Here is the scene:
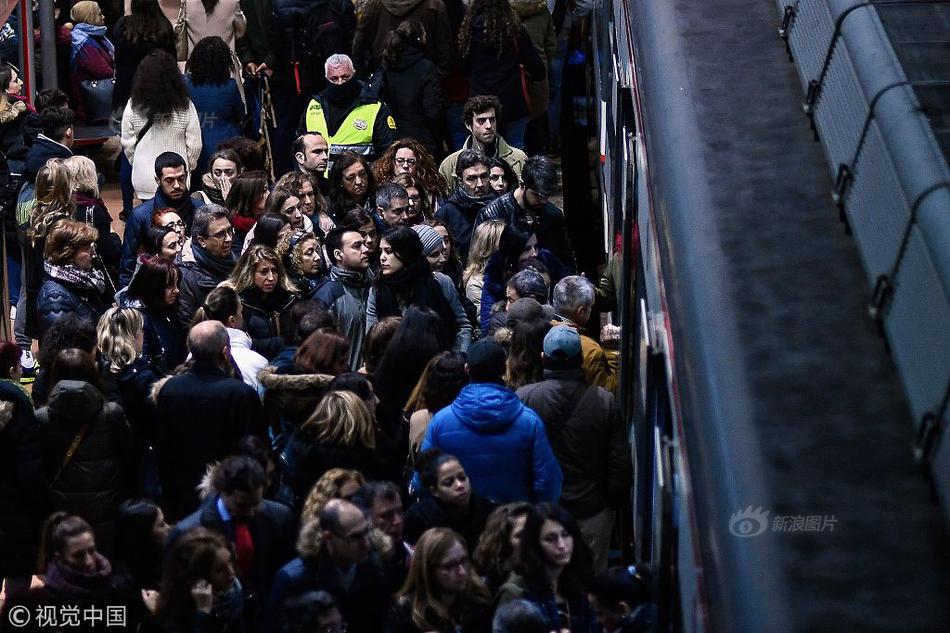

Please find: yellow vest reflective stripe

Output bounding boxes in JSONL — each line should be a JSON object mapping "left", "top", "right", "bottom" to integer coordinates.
{"left": 304, "top": 99, "right": 380, "bottom": 155}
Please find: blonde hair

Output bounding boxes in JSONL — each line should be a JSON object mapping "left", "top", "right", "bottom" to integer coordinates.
{"left": 221, "top": 244, "right": 298, "bottom": 294}
{"left": 97, "top": 308, "right": 144, "bottom": 373}
{"left": 28, "top": 158, "right": 75, "bottom": 241}
{"left": 301, "top": 391, "right": 375, "bottom": 450}
{"left": 463, "top": 220, "right": 505, "bottom": 286}
{"left": 300, "top": 468, "right": 366, "bottom": 525}
{"left": 64, "top": 155, "right": 100, "bottom": 198}
{"left": 70, "top": 1, "right": 102, "bottom": 24}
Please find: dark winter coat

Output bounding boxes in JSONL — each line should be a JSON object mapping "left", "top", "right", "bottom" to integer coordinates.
{"left": 403, "top": 491, "right": 496, "bottom": 549}
{"left": 139, "top": 307, "right": 188, "bottom": 374}
{"left": 434, "top": 186, "right": 496, "bottom": 264}
{"left": 281, "top": 428, "right": 380, "bottom": 510}
{"left": 38, "top": 380, "right": 133, "bottom": 554}
{"left": 120, "top": 189, "right": 205, "bottom": 286}
{"left": 379, "top": 46, "right": 443, "bottom": 154}
{"left": 313, "top": 266, "right": 371, "bottom": 371}
{"left": 36, "top": 273, "right": 110, "bottom": 340}
{"left": 69, "top": 27, "right": 115, "bottom": 122}
{"left": 169, "top": 494, "right": 297, "bottom": 621}
{"left": 462, "top": 19, "right": 544, "bottom": 123}
{"left": 23, "top": 134, "right": 72, "bottom": 183}
{"left": 174, "top": 241, "right": 230, "bottom": 329}
{"left": 419, "top": 382, "right": 562, "bottom": 503}
{"left": 74, "top": 193, "right": 122, "bottom": 283}
{"left": 111, "top": 16, "right": 177, "bottom": 115}
{"left": 475, "top": 191, "right": 576, "bottom": 272}
{"left": 185, "top": 76, "right": 244, "bottom": 177}
{"left": 353, "top": 0, "right": 453, "bottom": 77}
{"left": 383, "top": 596, "right": 493, "bottom": 633}
{"left": 152, "top": 361, "right": 266, "bottom": 520}
{"left": 0, "top": 380, "right": 44, "bottom": 577}
{"left": 269, "top": 548, "right": 390, "bottom": 633}
{"left": 516, "top": 367, "right": 631, "bottom": 519}
{"left": 497, "top": 573, "right": 594, "bottom": 633}
{"left": 238, "top": 286, "right": 298, "bottom": 359}
{"left": 478, "top": 247, "right": 566, "bottom": 335}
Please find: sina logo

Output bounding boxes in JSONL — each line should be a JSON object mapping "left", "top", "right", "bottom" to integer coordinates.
{"left": 729, "top": 506, "right": 770, "bottom": 538}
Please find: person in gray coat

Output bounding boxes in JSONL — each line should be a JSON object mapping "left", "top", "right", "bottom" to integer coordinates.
{"left": 515, "top": 325, "right": 631, "bottom": 573}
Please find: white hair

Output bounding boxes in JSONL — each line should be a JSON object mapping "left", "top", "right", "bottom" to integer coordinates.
{"left": 324, "top": 54, "right": 354, "bottom": 77}
{"left": 553, "top": 275, "right": 595, "bottom": 314}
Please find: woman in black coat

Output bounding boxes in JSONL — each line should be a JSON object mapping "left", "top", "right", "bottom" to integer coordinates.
{"left": 110, "top": 0, "right": 176, "bottom": 120}
{"left": 121, "top": 255, "right": 188, "bottom": 374}
{"left": 38, "top": 349, "right": 133, "bottom": 555}
{"left": 458, "top": 0, "right": 545, "bottom": 149}
{"left": 379, "top": 21, "right": 443, "bottom": 157}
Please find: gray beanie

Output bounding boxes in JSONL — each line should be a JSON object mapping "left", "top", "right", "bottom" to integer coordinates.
{"left": 411, "top": 224, "right": 443, "bottom": 256}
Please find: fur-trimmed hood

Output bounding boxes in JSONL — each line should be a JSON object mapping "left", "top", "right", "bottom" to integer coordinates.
{"left": 257, "top": 365, "right": 334, "bottom": 393}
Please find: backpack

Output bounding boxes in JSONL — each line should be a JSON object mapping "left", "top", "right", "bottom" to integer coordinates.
{"left": 279, "top": 0, "right": 353, "bottom": 96}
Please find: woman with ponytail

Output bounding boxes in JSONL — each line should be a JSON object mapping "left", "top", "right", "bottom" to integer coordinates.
{"left": 190, "top": 286, "right": 267, "bottom": 390}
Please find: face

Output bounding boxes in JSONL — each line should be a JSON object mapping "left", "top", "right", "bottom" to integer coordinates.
{"left": 73, "top": 242, "right": 94, "bottom": 271}
{"left": 231, "top": 302, "right": 244, "bottom": 329}
{"left": 156, "top": 166, "right": 187, "bottom": 201}
{"left": 370, "top": 496, "right": 405, "bottom": 543}
{"left": 359, "top": 223, "right": 378, "bottom": 254}
{"left": 523, "top": 188, "right": 550, "bottom": 213}
{"left": 298, "top": 179, "right": 316, "bottom": 215}
{"left": 433, "top": 541, "right": 470, "bottom": 595}
{"left": 211, "top": 158, "right": 239, "bottom": 182}
{"left": 378, "top": 239, "right": 403, "bottom": 277}
{"left": 337, "top": 231, "right": 370, "bottom": 271}
{"left": 164, "top": 279, "right": 180, "bottom": 306}
{"left": 160, "top": 232, "right": 182, "bottom": 260}
{"left": 588, "top": 594, "right": 624, "bottom": 632}
{"left": 327, "top": 509, "right": 372, "bottom": 565}
{"left": 281, "top": 195, "right": 304, "bottom": 228}
{"left": 317, "top": 608, "right": 345, "bottom": 633}
{"left": 199, "top": 217, "right": 234, "bottom": 258}
{"left": 460, "top": 164, "right": 490, "bottom": 197}
{"left": 509, "top": 515, "right": 527, "bottom": 553}
{"left": 432, "top": 459, "right": 470, "bottom": 507}
{"left": 6, "top": 69, "right": 21, "bottom": 96}
{"left": 404, "top": 186, "right": 422, "bottom": 223}
{"left": 87, "top": 7, "right": 105, "bottom": 25}
{"left": 468, "top": 108, "right": 497, "bottom": 145}
{"left": 152, "top": 509, "right": 171, "bottom": 544}
{"left": 299, "top": 237, "right": 320, "bottom": 275}
{"left": 489, "top": 167, "right": 508, "bottom": 194}
{"left": 208, "top": 547, "right": 236, "bottom": 592}
{"left": 159, "top": 211, "right": 185, "bottom": 239}
{"left": 221, "top": 487, "right": 264, "bottom": 523}
{"left": 505, "top": 285, "right": 519, "bottom": 310}
{"left": 539, "top": 519, "right": 573, "bottom": 568}
{"left": 342, "top": 163, "right": 368, "bottom": 201}
{"left": 298, "top": 135, "right": 330, "bottom": 173}
{"left": 519, "top": 234, "right": 539, "bottom": 262}
{"left": 425, "top": 242, "right": 446, "bottom": 272}
{"left": 379, "top": 196, "right": 411, "bottom": 228}
{"left": 60, "top": 532, "right": 97, "bottom": 574}
{"left": 253, "top": 190, "right": 270, "bottom": 217}
{"left": 326, "top": 64, "right": 354, "bottom": 85}
{"left": 393, "top": 148, "right": 417, "bottom": 175}
{"left": 433, "top": 225, "right": 451, "bottom": 260}
{"left": 254, "top": 259, "right": 279, "bottom": 294}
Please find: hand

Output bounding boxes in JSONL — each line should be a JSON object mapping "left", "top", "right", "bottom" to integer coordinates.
{"left": 191, "top": 580, "right": 213, "bottom": 613}
{"left": 218, "top": 175, "right": 232, "bottom": 199}
{"left": 257, "top": 62, "right": 273, "bottom": 77}
{"left": 318, "top": 212, "right": 335, "bottom": 234}
{"left": 141, "top": 589, "right": 160, "bottom": 614}
{"left": 601, "top": 323, "right": 621, "bottom": 344}
{"left": 245, "top": 62, "right": 259, "bottom": 77}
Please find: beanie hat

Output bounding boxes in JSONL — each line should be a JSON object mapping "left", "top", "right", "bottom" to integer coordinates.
{"left": 465, "top": 339, "right": 507, "bottom": 383}
{"left": 411, "top": 224, "right": 443, "bottom": 256}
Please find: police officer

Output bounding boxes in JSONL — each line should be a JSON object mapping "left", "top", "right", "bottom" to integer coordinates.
{"left": 297, "top": 54, "right": 398, "bottom": 168}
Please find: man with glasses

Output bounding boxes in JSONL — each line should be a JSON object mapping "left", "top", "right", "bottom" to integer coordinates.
{"left": 269, "top": 500, "right": 390, "bottom": 633}
{"left": 120, "top": 152, "right": 207, "bottom": 285}
{"left": 434, "top": 149, "right": 497, "bottom": 264}
{"left": 353, "top": 481, "right": 411, "bottom": 592}
{"left": 176, "top": 205, "right": 237, "bottom": 327}
{"left": 371, "top": 182, "right": 412, "bottom": 231}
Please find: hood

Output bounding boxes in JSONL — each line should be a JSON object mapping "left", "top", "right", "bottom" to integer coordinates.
{"left": 25, "top": 136, "right": 71, "bottom": 180}
{"left": 257, "top": 365, "right": 333, "bottom": 393}
{"left": 381, "top": 0, "right": 425, "bottom": 18}
{"left": 46, "top": 380, "right": 104, "bottom": 428}
{"left": 509, "top": 0, "right": 548, "bottom": 18}
{"left": 389, "top": 46, "right": 426, "bottom": 71}
{"left": 450, "top": 383, "right": 524, "bottom": 432}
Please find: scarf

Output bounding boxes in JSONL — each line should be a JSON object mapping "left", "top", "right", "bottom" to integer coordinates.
{"left": 70, "top": 23, "right": 114, "bottom": 67}
{"left": 231, "top": 212, "right": 256, "bottom": 233}
{"left": 44, "top": 261, "right": 106, "bottom": 295}
{"left": 453, "top": 185, "right": 496, "bottom": 214}
{"left": 375, "top": 261, "right": 458, "bottom": 342}
{"left": 329, "top": 265, "right": 370, "bottom": 288}
{"left": 44, "top": 555, "right": 113, "bottom": 599}
{"left": 192, "top": 241, "right": 236, "bottom": 279}
{"left": 200, "top": 173, "right": 225, "bottom": 205}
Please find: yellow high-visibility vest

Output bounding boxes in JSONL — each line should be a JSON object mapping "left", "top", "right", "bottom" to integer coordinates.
{"left": 304, "top": 99, "right": 381, "bottom": 156}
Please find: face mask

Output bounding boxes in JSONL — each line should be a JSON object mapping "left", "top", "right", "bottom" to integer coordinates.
{"left": 325, "top": 78, "right": 361, "bottom": 104}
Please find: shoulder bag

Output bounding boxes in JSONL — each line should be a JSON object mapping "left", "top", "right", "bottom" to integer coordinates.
{"left": 49, "top": 424, "right": 90, "bottom": 490}
{"left": 175, "top": 0, "right": 189, "bottom": 61}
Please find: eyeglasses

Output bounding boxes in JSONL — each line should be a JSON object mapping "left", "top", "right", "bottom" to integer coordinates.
{"left": 204, "top": 227, "right": 235, "bottom": 240}
{"left": 394, "top": 158, "right": 417, "bottom": 167}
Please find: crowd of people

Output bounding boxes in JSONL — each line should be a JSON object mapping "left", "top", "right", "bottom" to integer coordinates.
{"left": 0, "top": 0, "right": 653, "bottom": 631}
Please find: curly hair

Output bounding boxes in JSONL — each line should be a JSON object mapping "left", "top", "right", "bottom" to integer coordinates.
{"left": 373, "top": 139, "right": 448, "bottom": 197}
{"left": 186, "top": 36, "right": 235, "bottom": 87}
{"left": 130, "top": 50, "right": 190, "bottom": 118}
{"left": 277, "top": 229, "right": 320, "bottom": 278}
{"left": 222, "top": 244, "right": 298, "bottom": 295}
{"left": 472, "top": 502, "right": 532, "bottom": 589}
{"left": 381, "top": 20, "right": 427, "bottom": 67}
{"left": 458, "top": 0, "right": 521, "bottom": 59}
{"left": 275, "top": 171, "right": 328, "bottom": 216}
{"left": 300, "top": 468, "right": 366, "bottom": 525}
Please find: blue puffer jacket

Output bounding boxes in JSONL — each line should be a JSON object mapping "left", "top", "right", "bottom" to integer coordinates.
{"left": 36, "top": 277, "right": 108, "bottom": 339}
{"left": 420, "top": 382, "right": 562, "bottom": 503}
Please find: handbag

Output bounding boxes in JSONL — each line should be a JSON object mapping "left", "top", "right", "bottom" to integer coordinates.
{"left": 79, "top": 78, "right": 115, "bottom": 125}
{"left": 174, "top": 0, "right": 189, "bottom": 62}
{"left": 49, "top": 424, "right": 90, "bottom": 490}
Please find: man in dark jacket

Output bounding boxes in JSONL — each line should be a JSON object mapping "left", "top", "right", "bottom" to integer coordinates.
{"left": 314, "top": 227, "right": 372, "bottom": 370}
{"left": 352, "top": 481, "right": 410, "bottom": 593}
{"left": 475, "top": 155, "right": 576, "bottom": 272}
{"left": 175, "top": 205, "right": 236, "bottom": 327}
{"left": 296, "top": 54, "right": 397, "bottom": 165}
{"left": 269, "top": 499, "right": 390, "bottom": 633}
{"left": 516, "top": 325, "right": 631, "bottom": 573}
{"left": 352, "top": 0, "right": 452, "bottom": 77}
{"left": 21, "top": 106, "right": 74, "bottom": 183}
{"left": 120, "top": 152, "right": 206, "bottom": 286}
{"left": 434, "top": 148, "right": 496, "bottom": 263}
{"left": 169, "top": 456, "right": 296, "bottom": 631}
{"left": 154, "top": 322, "right": 265, "bottom": 520}
{"left": 419, "top": 339, "right": 562, "bottom": 503}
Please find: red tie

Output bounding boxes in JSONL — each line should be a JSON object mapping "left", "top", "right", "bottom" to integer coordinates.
{"left": 233, "top": 522, "right": 255, "bottom": 579}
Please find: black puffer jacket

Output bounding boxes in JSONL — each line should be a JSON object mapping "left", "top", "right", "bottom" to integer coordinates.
{"left": 239, "top": 286, "right": 298, "bottom": 359}
{"left": 380, "top": 46, "right": 443, "bottom": 155}
{"left": 403, "top": 491, "right": 496, "bottom": 549}
{"left": 38, "top": 380, "right": 133, "bottom": 554}
{"left": 283, "top": 430, "right": 380, "bottom": 511}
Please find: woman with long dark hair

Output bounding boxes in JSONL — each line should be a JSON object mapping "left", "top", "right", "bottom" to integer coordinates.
{"left": 113, "top": 499, "right": 170, "bottom": 592}
{"left": 458, "top": 0, "right": 545, "bottom": 148}
{"left": 506, "top": 317, "right": 550, "bottom": 389}
{"left": 224, "top": 170, "right": 269, "bottom": 256}
{"left": 185, "top": 36, "right": 244, "bottom": 179}
{"left": 110, "top": 0, "right": 176, "bottom": 120}
{"left": 497, "top": 503, "right": 595, "bottom": 632}
{"left": 122, "top": 255, "right": 187, "bottom": 373}
{"left": 471, "top": 502, "right": 532, "bottom": 594}
{"left": 405, "top": 351, "right": 467, "bottom": 454}
{"left": 121, "top": 49, "right": 201, "bottom": 201}
{"left": 367, "top": 226, "right": 472, "bottom": 352}
{"left": 328, "top": 152, "right": 375, "bottom": 220}
{"left": 246, "top": 212, "right": 292, "bottom": 252}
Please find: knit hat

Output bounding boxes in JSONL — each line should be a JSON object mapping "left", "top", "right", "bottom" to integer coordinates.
{"left": 506, "top": 298, "right": 545, "bottom": 328}
{"left": 465, "top": 339, "right": 507, "bottom": 383}
{"left": 543, "top": 325, "right": 581, "bottom": 362}
{"left": 411, "top": 224, "right": 443, "bottom": 256}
